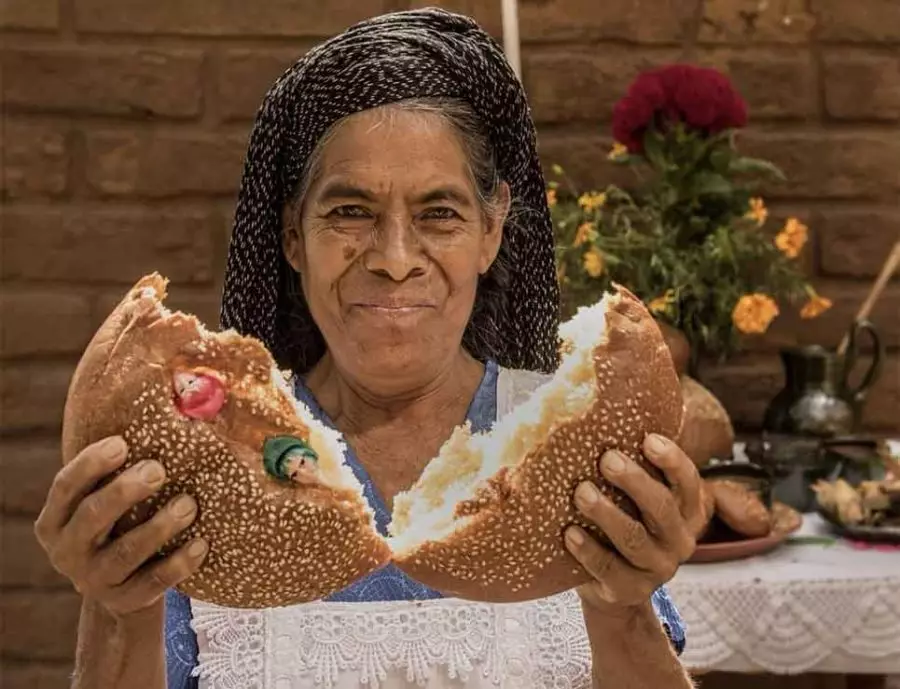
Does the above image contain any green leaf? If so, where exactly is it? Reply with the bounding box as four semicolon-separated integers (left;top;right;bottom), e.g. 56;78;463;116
642;128;668;172
551;163;564;176
689;172;733;197
729;157;786;180
709;147;732;174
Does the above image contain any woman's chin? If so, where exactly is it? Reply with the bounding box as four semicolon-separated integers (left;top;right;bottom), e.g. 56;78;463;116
345;340;463;387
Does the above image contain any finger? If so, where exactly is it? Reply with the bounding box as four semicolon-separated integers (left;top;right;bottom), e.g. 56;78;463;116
62;459;167;554
598;451;681;536
105;538;208;616
565;526;658;606
35;436;129;546
642;434;705;533
598;450;695;561
94;494;198;587
573;483;671;573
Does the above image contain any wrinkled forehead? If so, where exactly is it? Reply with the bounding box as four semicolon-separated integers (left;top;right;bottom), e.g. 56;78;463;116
301;107;475;197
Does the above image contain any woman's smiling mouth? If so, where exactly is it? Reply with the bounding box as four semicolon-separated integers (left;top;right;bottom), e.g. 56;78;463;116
349;303;435;321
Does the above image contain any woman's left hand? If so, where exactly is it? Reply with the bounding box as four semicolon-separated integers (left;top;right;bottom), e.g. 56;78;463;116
565;433;705;612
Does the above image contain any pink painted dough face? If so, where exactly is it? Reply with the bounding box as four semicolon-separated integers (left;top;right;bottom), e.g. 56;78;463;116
173;371;227;421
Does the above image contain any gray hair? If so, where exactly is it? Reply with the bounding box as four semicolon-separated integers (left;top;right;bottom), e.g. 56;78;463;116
282;97;514;372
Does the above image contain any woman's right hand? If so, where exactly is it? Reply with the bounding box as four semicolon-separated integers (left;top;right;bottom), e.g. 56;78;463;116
34;435;208;618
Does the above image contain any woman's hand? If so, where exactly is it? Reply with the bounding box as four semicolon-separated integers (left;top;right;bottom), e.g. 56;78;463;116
565;434;704;612
34;436;208;618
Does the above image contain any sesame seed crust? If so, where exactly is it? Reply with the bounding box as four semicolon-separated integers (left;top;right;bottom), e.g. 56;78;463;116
61;274;390;609
391;285;684;603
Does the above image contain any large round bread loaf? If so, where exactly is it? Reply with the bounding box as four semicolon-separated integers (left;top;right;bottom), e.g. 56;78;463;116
677;375;735;468
388;286;684;603
61;274;390;608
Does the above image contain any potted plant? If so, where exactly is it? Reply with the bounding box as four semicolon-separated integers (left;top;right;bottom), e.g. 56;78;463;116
548;64;835;466
549;64;831;376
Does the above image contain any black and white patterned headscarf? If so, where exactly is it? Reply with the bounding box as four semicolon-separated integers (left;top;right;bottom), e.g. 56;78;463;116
220;8;560;375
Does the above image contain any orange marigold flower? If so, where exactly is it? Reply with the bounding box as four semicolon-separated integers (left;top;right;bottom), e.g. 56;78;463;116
608;142;629;160
583;247;605;278
800;294;833;319
574;222;593;247
745;197;768;226
578;191;606;212
732;293;780;334
775;218;808;258
648;290;675;315
546;188;557;207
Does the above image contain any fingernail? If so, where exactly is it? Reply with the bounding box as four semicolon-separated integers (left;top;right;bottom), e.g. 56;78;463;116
188;539;208;558
170;495;196;518
566;527;584;546
139;461;165;485
576;481;600;506
602;451;627;474
646;434;668;454
100;436;127;460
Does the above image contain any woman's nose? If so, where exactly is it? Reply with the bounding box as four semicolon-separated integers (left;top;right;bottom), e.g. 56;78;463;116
363;212;427;281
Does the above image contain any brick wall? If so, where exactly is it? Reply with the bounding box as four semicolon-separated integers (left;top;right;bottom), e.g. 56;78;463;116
1;1;898;685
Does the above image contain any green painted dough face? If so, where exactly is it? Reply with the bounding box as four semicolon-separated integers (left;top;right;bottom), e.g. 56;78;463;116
263;436;320;484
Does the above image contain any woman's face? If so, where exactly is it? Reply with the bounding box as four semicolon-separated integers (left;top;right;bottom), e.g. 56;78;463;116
283;108;507;389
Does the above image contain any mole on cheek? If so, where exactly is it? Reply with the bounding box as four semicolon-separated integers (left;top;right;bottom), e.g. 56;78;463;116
342;244;357;261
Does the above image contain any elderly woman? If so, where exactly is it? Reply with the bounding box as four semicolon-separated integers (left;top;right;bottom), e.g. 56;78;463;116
36;9;705;689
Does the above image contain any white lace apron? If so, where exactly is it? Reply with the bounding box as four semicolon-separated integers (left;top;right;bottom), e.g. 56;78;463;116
190;368;595;689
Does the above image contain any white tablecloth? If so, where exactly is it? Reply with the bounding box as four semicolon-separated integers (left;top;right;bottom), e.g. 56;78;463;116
668;514;900;675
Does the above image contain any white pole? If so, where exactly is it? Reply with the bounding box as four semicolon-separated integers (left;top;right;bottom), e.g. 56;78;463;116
500;0;522;80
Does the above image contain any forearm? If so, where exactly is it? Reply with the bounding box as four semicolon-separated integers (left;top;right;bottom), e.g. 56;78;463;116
71;598;166;689
583;599;693;689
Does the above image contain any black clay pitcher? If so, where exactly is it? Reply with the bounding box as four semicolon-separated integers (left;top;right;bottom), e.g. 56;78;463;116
763;320;883;437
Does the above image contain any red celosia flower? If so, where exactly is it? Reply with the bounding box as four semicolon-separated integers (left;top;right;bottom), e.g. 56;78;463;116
612;64;748;153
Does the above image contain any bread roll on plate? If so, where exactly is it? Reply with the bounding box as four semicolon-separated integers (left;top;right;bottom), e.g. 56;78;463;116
61;274;390;609
388;286;684;602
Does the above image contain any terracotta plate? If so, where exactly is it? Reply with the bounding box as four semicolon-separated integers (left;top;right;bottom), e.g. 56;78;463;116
689;502;803;564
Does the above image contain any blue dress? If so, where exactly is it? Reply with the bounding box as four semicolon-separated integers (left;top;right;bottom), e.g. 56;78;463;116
165;360;686;688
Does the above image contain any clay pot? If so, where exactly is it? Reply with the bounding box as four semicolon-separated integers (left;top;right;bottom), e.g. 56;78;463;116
677;376;735;469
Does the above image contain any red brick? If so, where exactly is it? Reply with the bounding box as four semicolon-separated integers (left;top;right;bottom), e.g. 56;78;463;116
698;0;816;44
537;133;638;193
0;590;80;661
84;130;247;198
701;352;899;432
94;288;223;332
216;49;311;121
758;281;900;351
815;207;900;278
699;355;783;430
740;131;900;200
0;437;63;515
74;0;387;36
700;51;816;119
0;0;59;30
0;661;73;689
1;207;217;285
812;0;900;43
524;49;678;124
518;0;696;43
0;122;68;199
1;48;203;119
1;517;69;588
863;355;900;430
0;291;93;359
823;52;900;121
0;361;74;433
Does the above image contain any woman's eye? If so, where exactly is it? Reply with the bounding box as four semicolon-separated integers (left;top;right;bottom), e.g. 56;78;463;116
329;205;371;219
421;207;460;221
